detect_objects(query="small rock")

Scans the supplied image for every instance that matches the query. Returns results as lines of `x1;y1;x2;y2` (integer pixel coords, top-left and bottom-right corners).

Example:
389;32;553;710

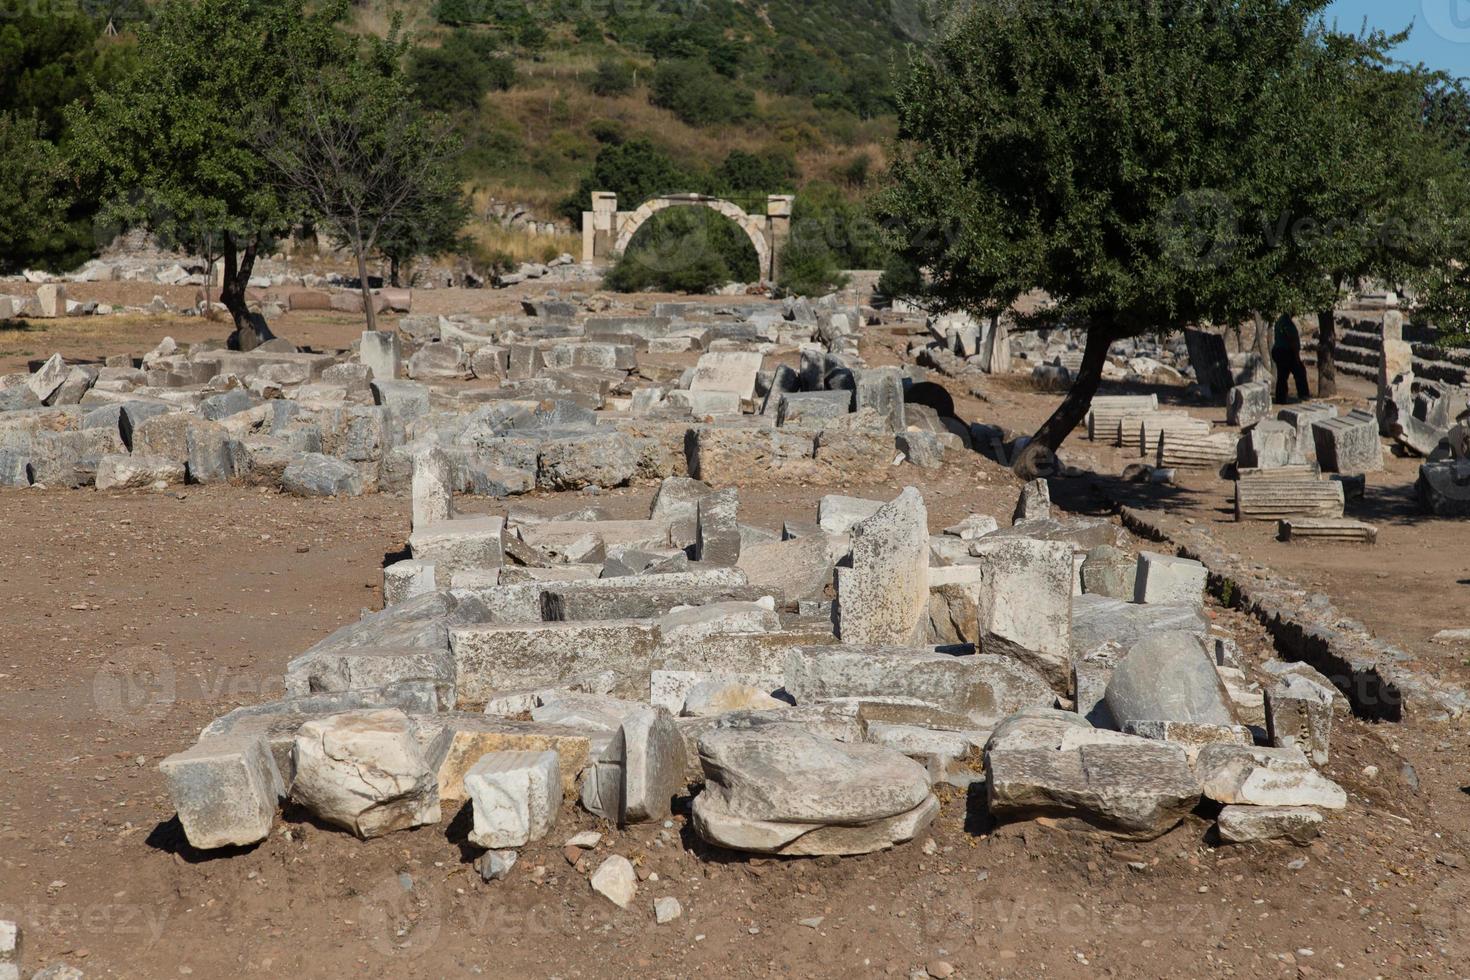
927;961;955;979
654;896;682;924
477;850;518;882
565;830;602;849
590;854;638;908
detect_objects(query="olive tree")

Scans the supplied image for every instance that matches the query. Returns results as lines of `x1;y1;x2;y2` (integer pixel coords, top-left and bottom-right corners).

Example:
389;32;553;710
876;0;1366;476
68;0;347;349
257;35;465;329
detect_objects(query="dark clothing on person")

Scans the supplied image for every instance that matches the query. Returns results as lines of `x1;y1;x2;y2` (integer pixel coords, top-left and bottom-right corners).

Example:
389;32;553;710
1271;314;1309;403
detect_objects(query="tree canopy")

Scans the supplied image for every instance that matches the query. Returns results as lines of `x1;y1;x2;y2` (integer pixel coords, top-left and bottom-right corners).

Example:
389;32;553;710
875;0;1395;474
258;28;465;329
69;0;351;345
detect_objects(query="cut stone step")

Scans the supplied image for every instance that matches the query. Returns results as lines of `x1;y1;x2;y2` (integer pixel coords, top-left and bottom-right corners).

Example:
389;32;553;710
1234;476;1345;522
1085;395;1159;442
1277;519;1377;545
1156;432;1237;469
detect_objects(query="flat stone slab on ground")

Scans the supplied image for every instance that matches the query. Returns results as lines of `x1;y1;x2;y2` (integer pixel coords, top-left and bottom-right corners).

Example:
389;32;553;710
1195;744;1346;810
692;724;937;856
986;728;1200;840
1105;632;1237;729
783;646;1053;729
451;619;661;702
1133;552;1207;606
689;351;763;401
1216;805;1323;845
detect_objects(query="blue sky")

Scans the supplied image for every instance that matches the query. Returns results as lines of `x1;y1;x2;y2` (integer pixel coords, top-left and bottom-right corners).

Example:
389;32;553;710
1323;1;1470;76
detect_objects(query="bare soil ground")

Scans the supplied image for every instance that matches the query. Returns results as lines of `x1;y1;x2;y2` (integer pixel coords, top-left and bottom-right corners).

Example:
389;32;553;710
1;289;1468;979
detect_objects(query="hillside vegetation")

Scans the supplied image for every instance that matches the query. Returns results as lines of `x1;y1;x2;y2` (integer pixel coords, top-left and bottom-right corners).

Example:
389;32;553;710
383;0;914;220
1;0;922;290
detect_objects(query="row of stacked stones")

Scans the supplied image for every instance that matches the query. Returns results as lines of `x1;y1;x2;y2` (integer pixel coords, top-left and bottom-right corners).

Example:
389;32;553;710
159;471;1349;899
918;312;1206;392
1365;310;1470;516
1086;340;1387;541
0;295;977;495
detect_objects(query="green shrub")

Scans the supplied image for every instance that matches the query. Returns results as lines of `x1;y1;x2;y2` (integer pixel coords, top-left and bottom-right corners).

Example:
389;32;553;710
588;119;625;145
604;206;760;293
714;150;797;194
590;58;635;97
877;252;924;302
430;0;491;26
409;31;514;113
836;152;871;189
778;225;847;297
650;59;751;126
561;138;690;223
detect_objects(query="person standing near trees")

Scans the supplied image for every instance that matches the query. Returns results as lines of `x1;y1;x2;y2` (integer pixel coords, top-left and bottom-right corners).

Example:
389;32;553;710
1272;313;1311;403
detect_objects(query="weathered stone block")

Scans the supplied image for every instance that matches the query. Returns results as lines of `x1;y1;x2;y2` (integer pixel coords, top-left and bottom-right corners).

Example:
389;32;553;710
465;750;561;848
1216;805;1322;845
384;560;437;606
1105;632;1237;729
967;536;1074;690
290;708;442;838
836;488;929;646
451;620;660;702
159;735;283;850
409;516;505;578
1264;674;1334;765
1133;552;1207;606
95;453;185;490
282;453;364;497
695;487;741;566
1227;379;1271;427
1311;409;1383;474
783;646;1053;729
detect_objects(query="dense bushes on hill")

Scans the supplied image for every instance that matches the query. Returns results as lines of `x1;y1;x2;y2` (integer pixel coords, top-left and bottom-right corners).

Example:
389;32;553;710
650;59;754;127
408;30;515;112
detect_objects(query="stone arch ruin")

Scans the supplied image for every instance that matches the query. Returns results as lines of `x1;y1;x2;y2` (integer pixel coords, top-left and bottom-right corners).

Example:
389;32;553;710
582;192;794;283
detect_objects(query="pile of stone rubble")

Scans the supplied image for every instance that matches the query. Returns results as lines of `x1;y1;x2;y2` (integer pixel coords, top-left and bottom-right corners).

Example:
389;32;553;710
0;294;982;493
917;312;1202;392
157;469;1350;907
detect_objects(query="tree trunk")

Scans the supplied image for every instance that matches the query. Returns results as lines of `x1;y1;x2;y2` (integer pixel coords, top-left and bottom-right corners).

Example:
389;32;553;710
1013;323;1116;479
221;233;275;351
357;248;377;333
390;254;401;289
1316;309;1337;398
1252;312;1272;378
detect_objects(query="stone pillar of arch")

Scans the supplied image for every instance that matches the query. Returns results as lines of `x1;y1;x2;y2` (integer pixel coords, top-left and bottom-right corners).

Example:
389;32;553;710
766;195;795;283
581;192;620;266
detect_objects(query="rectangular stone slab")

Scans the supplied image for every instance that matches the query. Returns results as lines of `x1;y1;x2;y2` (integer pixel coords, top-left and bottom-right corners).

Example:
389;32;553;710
451;620;661;702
